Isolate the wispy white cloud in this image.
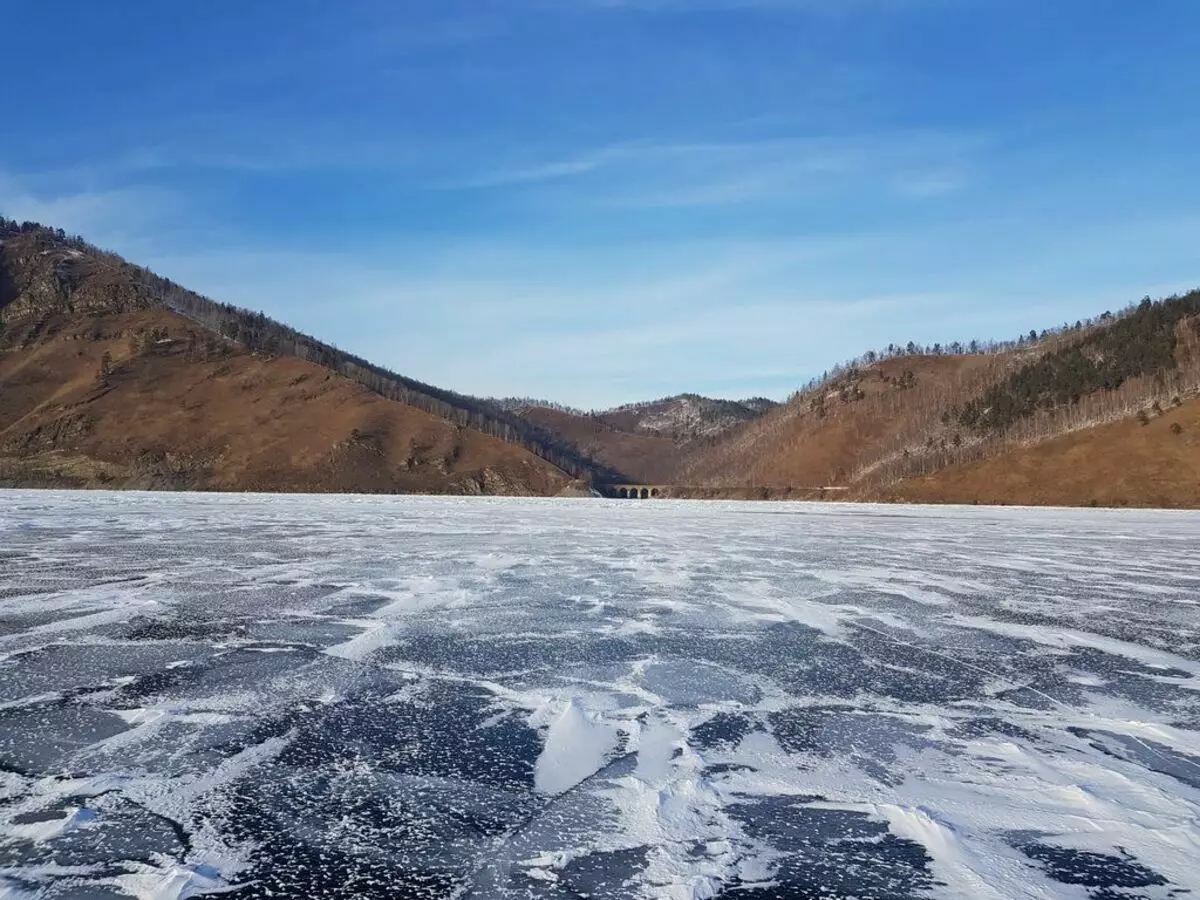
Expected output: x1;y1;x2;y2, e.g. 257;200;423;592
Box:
426;287;963;404
442;131;979;209
131;232;889;405
892;169;966;198
439;154;616;189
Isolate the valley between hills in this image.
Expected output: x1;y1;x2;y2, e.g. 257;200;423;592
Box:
2;217;1199;507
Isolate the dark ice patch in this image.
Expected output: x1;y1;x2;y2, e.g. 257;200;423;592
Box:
12;809;70;824
1017;840;1170;898
203;680;550;898
0;641;205;703
949;716;1042;743
640;659;761;707
378;632;662;676
696;622;985;706
119;614;249;642
1069;728;1200;790
545;846;648;898
0;794;187;874
246;618;367;648
324;593;399;617
257;681;542;789
0;702;132;774
720;798;937;899
769;707;934;779
691;712;762;750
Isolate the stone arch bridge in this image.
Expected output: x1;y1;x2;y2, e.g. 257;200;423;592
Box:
599;484;852;500
604;484;668;499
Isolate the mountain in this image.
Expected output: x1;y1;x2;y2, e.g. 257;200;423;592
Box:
675;294;1200;505
0;220;580;494
505;394;777;484
593;394;777;441
677;352;1009;491
4;217;1199;506
509;405;682;484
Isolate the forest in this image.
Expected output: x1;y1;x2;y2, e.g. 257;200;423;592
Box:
957;293;1200;431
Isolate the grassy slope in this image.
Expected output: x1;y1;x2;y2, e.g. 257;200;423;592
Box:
0;309;570;494
514;405;683;483
887;398;1200;508
680;354;1003;487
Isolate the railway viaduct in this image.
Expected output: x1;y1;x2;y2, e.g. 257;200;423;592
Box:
603;484;669;499
600;484;852;499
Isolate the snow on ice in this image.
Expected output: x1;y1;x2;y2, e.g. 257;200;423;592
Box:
0;491;1198;898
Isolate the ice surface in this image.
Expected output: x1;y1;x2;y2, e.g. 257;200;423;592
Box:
1;491;1198;899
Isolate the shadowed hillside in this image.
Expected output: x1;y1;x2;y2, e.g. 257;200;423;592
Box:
512;405;682;484
505;394;776;484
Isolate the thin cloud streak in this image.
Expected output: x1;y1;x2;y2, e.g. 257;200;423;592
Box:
436;131;980;211
892;169;966;198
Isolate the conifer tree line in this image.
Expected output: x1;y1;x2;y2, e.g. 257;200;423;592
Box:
786;312;1124;404
955;293;1200;431
0;219;619;483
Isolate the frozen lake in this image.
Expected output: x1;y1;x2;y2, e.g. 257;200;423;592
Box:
1;492;1198;899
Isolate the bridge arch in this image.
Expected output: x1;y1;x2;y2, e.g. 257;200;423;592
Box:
607;484;669;499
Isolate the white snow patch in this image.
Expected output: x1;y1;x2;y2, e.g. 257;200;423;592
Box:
532;699;622;795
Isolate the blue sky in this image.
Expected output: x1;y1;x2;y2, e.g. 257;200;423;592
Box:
3;0;1199;408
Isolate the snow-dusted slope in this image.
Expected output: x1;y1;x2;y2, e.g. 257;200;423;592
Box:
600;393;776;441
1;493;1198;898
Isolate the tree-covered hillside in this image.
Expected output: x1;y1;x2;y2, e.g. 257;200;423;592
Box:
958;293;1200;432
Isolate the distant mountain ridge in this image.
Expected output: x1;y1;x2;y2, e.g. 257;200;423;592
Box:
491;393;777;442
595;394;778;441
494;395;778;485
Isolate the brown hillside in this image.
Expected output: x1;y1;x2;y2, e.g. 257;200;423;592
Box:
679;353;1013;487
0;307;571;494
6;219;1200;506
886;397;1200;508
0;222;609;485
677;297;1200;507
515;405;681;483
594;394;775;441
